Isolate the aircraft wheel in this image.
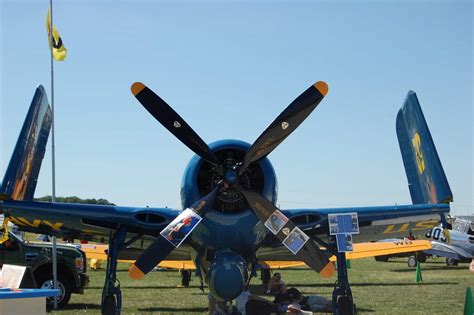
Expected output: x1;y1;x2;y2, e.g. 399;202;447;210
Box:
375;255;389;262
446;258;459;266
337;296;354;315
103;295;117;315
407;256;417;268
417;253;427;263
180;269;191;287
261;269;271;286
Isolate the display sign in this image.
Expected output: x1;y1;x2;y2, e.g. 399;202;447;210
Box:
336;234;354;252
328;213;359;235
0;265;27;289
328;213;359;253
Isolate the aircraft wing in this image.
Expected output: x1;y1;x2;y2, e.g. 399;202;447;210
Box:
81;238;431;271
79;243;193;263
280;203;449;242
256;239;431;262
0;200;180;242
331;239;431;260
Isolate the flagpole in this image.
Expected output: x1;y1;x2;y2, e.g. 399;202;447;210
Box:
49;0;59;310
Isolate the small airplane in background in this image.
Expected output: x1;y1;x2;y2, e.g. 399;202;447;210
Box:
424;217;474;266
0;82;453;314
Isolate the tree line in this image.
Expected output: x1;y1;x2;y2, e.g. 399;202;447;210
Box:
34;196;115;206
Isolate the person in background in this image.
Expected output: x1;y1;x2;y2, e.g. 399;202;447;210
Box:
235;285;278;315
266;272;286;295
283;288;332;313
273;287;301;313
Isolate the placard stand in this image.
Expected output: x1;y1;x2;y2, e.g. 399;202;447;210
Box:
0;264;57;315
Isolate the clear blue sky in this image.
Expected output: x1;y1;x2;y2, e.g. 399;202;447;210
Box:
1;1;472;215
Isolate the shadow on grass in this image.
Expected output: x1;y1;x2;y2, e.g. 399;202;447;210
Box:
87;285;203;290
287;281;457;288
355;307;376;313
139;306;208;312
390;266;465;272
54;303;101;311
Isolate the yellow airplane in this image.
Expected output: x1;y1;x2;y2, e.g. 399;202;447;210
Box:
80;239;431;270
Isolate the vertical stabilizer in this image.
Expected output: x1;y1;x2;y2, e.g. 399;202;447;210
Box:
396;91;452;204
1;85;52;201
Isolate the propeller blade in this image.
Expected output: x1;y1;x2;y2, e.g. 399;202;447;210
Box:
131;82;220;166
129;187;219;279
241;190;335;277
242;81;328;169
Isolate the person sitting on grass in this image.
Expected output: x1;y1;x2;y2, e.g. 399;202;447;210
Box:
273;287;301;313
235;285;278;315
266;272;287;295
277;287;333;313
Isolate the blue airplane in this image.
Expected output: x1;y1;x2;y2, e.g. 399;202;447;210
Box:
0;82;452;314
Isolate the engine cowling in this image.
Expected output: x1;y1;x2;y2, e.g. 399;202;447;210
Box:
180;139;278;213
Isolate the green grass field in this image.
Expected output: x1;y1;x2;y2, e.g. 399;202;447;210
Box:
54;257;472;315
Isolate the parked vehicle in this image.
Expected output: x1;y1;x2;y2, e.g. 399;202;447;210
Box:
0;230;88;308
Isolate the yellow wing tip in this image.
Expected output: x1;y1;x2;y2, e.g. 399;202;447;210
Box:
319;262;335;278
314;81;329;96
128;263;145;279
131;82;146;96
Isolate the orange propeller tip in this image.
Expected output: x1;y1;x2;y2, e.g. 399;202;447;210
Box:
319;262;336;278
131;82;146;96
314;81;329;96
129;263;145;279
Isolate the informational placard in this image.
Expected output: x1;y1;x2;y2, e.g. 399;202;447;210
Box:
336;234;354;252
160;208;202;248
265;210;289;235
328;213;359;235
282;227;310;254
0;265;27;289
328;213;359;253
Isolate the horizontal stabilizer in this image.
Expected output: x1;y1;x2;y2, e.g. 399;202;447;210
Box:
396;91;452;204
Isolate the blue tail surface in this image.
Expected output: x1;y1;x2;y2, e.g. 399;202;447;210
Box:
1;85;52;201
396;91;452;205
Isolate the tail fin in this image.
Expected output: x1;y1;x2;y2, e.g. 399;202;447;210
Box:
0;85;52;201
396;90;453;204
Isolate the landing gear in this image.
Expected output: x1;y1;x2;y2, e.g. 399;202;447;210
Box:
102;227;127;315
332;249;356;315
407;256;417;268
311;234;356;315
261;268;271;286
101;227;142;315
180;269;192;287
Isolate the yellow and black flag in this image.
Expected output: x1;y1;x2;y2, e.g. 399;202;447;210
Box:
46;8;67;61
